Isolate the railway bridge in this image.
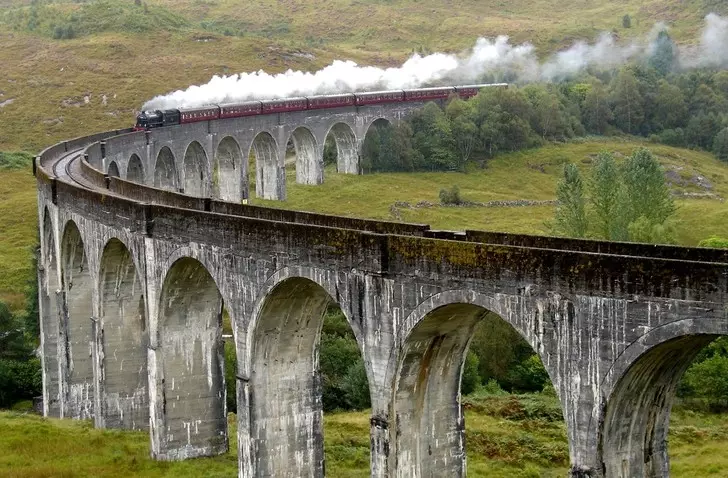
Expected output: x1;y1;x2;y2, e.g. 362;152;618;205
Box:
35;98;728;478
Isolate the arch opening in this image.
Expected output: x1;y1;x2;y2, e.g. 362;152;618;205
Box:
392;304;564;477
324;122;357;175
127;154;144;184
287;126;321;186
601;334;721;478
249;278;370;476
154;147;177;191
40;208;61;417
158;257;227;459
107;161;120;178
214;136;246;202
60;220;95;420
183;141;210;197
249;132;281;200
99;239;148;430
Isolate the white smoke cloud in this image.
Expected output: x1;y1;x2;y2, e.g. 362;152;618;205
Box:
681;13;728;69
143;14;728;110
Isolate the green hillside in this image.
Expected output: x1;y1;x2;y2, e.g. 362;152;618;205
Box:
1;0;727;151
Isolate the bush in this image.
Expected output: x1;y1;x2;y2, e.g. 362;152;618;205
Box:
0;151;34;170
0;358;42;408
698;235;728;248
439;185;463;205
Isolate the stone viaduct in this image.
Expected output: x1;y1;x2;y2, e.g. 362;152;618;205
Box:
34;98;728;478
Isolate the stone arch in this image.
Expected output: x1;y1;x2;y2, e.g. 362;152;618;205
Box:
325;122;358;175
214;136;245;202
249;132;282;200
40;207;62;417
183;141;210;197
247;276;345;477
599;318;728;478
287;126;321;185
127;154;144;184
107;161;120;178
158;257;227;459
60;219;95;420
390;291;563;478
98;238;148;430
154;146;177;191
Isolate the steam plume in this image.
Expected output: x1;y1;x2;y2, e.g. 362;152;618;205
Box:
143;13;728;110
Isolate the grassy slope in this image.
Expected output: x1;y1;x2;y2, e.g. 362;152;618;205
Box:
3;399;728;477
0;169;36;310
0;0;726;152
266;138;728;245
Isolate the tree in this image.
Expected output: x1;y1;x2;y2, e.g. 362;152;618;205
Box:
0;301;33;360
461;351;480;395
653;80;687;130
622;148;674;223
409;102;457;171
524;85;571;140
648;30;675;76
582;81;613;134
552;163;588;238
609;68;645;134
590;151;627;240
446;97;478;166
713;127;728;162
686;113;722;149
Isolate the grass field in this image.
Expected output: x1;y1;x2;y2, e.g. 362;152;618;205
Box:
3;393;728;477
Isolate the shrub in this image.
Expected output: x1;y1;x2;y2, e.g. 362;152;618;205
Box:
622;14;632;28
713;127;728;162
0;358;42;408
439;185;463;205
698;235;728;248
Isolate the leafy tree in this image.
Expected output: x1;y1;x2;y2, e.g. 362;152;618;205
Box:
689;84;727;117
609;68;645;134
582;81;612;134
323;135;337;166
627;216;676;244
552;163;588;238
713;127;728;162
505;355;551;393
446;98;478;166
461;351;480;395
0;301;33;360
409;102;457;171
341;360;370;410
648;30;675;76
590;151;627;240
621;148;676;242
524;85;571;140
653;80;687;130
686;113;722;149
680;355;728;410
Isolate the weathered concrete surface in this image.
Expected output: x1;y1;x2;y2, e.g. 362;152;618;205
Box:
37;121;728;478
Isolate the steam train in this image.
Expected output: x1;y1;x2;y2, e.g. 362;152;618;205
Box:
134;83;507;131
